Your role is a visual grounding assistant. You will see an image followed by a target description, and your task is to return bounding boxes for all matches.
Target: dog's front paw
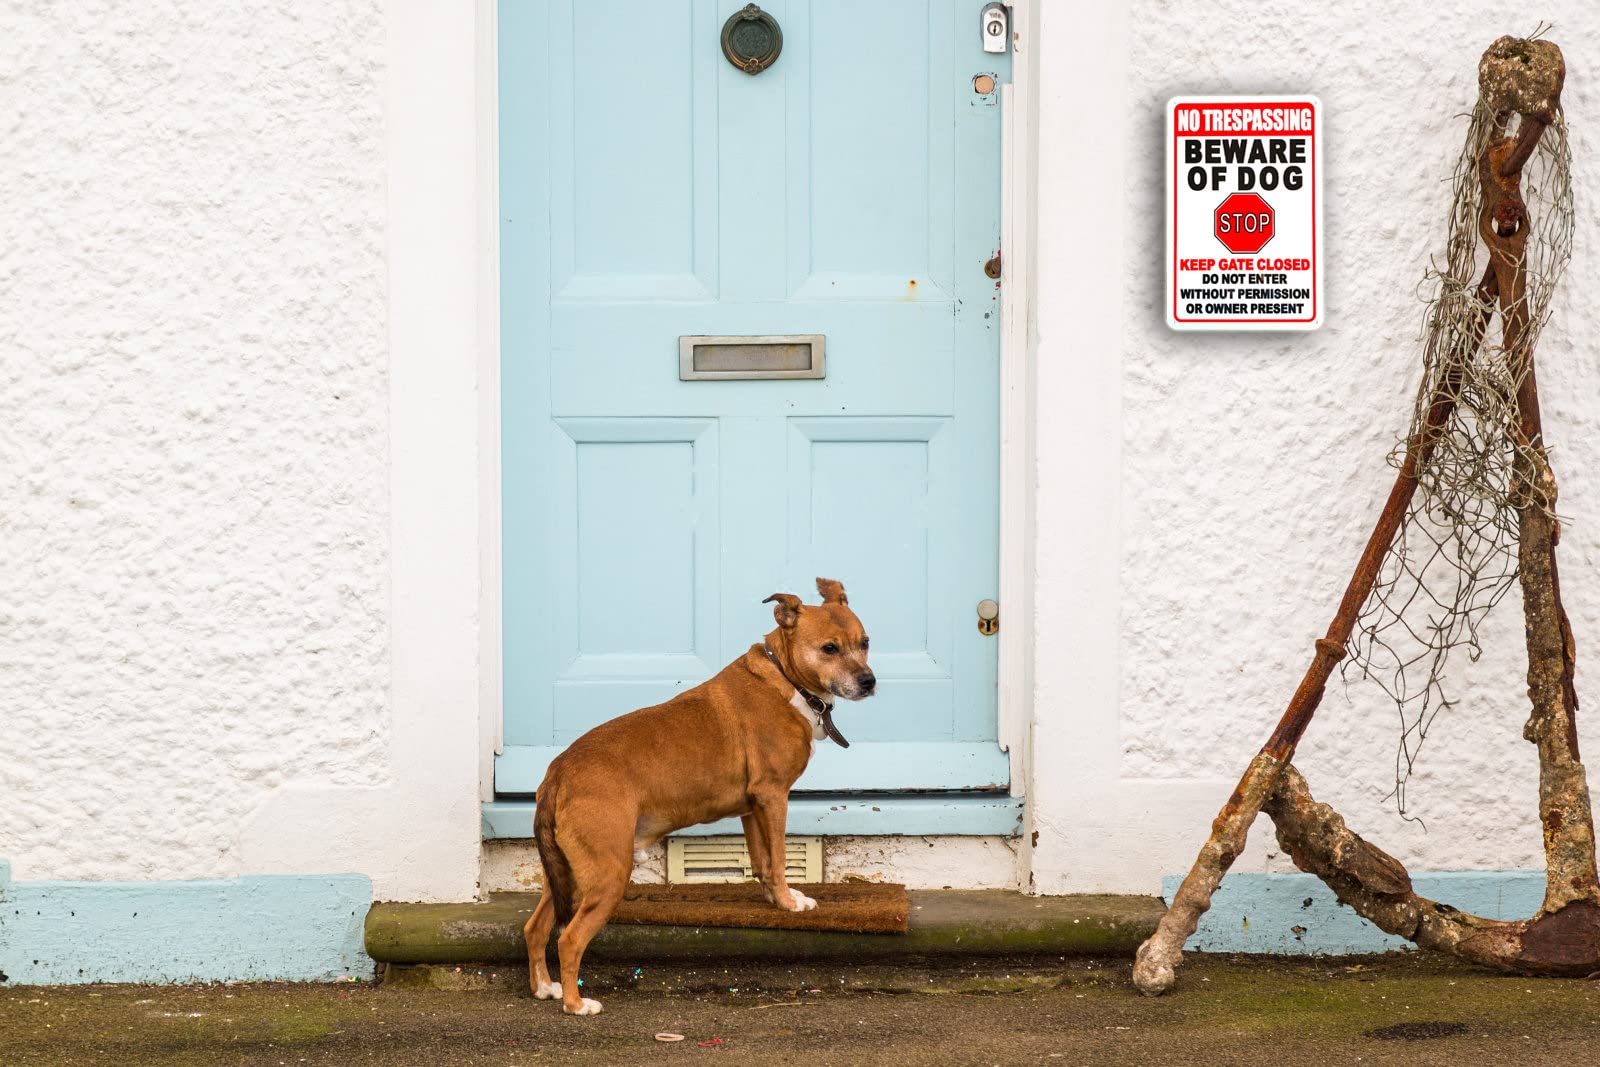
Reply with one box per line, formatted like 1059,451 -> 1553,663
564,997 -> 604,1016
534,979 -> 562,1001
783,889 -> 818,912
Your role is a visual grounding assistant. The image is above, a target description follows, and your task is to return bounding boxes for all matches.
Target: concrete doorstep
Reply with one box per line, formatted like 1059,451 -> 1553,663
365,890 -> 1164,978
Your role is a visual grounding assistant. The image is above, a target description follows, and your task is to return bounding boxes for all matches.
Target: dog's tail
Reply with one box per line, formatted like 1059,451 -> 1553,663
533,776 -> 577,925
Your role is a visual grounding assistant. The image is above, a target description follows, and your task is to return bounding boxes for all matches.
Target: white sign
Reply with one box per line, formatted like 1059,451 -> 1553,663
1166,96 -> 1323,331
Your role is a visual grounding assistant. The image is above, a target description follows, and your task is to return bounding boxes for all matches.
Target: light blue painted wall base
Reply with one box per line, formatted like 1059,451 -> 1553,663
0,860 -> 372,985
482,793 -> 1026,840
1161,870 -> 1546,955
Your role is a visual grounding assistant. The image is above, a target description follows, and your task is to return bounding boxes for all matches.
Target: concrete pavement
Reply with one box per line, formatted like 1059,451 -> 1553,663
6,952 -> 1600,1065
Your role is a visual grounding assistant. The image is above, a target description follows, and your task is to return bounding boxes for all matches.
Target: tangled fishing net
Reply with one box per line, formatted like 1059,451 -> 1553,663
1135,35 -> 1597,997
1345,43 -> 1575,816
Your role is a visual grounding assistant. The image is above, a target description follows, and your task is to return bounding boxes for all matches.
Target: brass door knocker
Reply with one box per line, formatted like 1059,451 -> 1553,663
721,4 -> 782,75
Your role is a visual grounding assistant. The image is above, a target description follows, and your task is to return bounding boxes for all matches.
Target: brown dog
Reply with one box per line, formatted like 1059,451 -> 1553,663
523,577 -> 874,1015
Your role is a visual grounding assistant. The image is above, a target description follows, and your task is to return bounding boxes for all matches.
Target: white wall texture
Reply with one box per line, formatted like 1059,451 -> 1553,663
8,1 -> 1600,905
1,2 -> 391,882
1029,1 -> 1600,893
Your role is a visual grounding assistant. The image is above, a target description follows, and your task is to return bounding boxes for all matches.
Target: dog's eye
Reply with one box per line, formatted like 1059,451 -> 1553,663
860,637 -> 869,651
821,642 -> 839,655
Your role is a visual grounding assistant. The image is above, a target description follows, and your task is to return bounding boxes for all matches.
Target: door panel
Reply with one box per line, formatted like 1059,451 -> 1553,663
500,0 -> 1008,794
548,418 -> 720,745
549,0 -> 718,301
786,417 -> 955,734
797,0 -> 953,297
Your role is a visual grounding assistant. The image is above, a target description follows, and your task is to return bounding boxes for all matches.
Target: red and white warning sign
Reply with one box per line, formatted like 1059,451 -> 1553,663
1166,96 -> 1323,331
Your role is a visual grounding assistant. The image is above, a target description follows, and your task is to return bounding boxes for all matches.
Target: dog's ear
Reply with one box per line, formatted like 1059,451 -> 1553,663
815,578 -> 847,606
763,592 -> 803,629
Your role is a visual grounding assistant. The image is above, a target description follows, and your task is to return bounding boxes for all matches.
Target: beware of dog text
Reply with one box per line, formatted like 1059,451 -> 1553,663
1166,96 -> 1323,331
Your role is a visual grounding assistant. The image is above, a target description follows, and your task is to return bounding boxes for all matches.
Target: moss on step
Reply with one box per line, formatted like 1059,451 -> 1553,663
381,959 -> 1075,996
364,890 -> 1165,965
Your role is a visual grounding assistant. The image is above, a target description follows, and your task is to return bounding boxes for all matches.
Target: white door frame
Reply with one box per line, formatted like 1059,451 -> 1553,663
474,0 -> 504,804
465,0 -> 1040,806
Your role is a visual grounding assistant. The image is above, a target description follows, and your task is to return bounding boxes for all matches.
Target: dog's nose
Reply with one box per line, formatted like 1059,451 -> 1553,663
857,672 -> 876,693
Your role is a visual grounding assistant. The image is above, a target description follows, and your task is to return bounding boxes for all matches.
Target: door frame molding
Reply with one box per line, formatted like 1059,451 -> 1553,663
996,0 -> 1036,795
476,0 -> 503,805
469,0 -> 1039,807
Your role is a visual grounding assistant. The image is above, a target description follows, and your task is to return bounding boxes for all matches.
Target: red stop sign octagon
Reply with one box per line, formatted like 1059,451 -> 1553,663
1214,192 -> 1275,254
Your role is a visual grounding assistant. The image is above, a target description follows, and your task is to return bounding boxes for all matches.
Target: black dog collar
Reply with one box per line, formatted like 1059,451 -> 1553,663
761,641 -> 849,748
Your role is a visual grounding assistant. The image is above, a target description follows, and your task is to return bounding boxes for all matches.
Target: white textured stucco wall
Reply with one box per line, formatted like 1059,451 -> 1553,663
1,3 -> 391,882
1030,2 -> 1600,893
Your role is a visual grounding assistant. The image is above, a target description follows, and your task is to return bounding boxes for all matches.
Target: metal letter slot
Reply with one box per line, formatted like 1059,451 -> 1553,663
678,335 -> 826,381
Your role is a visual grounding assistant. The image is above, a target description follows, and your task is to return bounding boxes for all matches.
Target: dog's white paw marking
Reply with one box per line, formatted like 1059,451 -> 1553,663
534,979 -> 562,1000
785,890 -> 818,912
565,997 -> 604,1016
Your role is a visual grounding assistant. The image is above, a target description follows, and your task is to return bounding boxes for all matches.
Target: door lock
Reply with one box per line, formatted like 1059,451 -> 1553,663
977,598 -> 999,635
980,3 -> 1008,54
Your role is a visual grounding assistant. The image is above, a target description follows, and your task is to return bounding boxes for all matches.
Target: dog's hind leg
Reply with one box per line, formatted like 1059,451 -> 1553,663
556,875 -> 625,1016
553,813 -> 632,1017
523,894 -> 561,1001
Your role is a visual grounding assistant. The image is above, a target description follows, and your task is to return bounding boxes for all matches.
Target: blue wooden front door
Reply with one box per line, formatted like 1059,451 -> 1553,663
499,0 -> 1008,794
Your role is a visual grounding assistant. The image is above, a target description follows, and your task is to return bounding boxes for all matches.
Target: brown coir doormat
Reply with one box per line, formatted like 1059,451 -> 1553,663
609,882 -> 909,934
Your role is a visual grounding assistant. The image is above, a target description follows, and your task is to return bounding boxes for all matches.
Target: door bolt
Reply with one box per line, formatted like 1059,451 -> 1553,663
977,599 -> 999,635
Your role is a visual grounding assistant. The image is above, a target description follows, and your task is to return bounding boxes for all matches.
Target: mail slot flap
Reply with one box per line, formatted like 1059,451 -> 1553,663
679,334 -> 825,380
